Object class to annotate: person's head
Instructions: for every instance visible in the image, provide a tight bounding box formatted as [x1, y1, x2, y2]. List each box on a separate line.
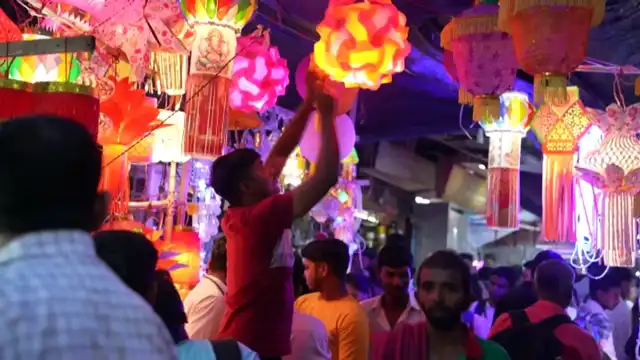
[207, 236, 227, 280]
[521, 260, 534, 282]
[346, 273, 372, 301]
[153, 270, 188, 344]
[377, 244, 414, 299]
[301, 238, 350, 292]
[211, 148, 278, 207]
[293, 252, 310, 298]
[0, 115, 107, 244]
[534, 259, 574, 308]
[483, 253, 496, 268]
[459, 253, 474, 269]
[416, 250, 471, 332]
[489, 266, 517, 303]
[93, 230, 159, 303]
[529, 250, 564, 276]
[611, 267, 635, 301]
[589, 265, 622, 310]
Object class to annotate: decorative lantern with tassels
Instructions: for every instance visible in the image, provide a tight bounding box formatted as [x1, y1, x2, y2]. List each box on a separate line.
[531, 86, 592, 242]
[440, 0, 518, 122]
[481, 91, 533, 229]
[576, 103, 640, 267]
[314, 0, 410, 91]
[99, 77, 164, 215]
[230, 27, 289, 113]
[498, 0, 605, 105]
[178, 0, 258, 158]
[443, 50, 471, 105]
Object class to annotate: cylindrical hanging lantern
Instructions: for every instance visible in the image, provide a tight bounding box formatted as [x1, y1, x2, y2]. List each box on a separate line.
[8, 34, 82, 84]
[230, 28, 289, 113]
[314, 0, 410, 91]
[531, 87, 592, 242]
[178, 0, 258, 158]
[441, 0, 518, 122]
[31, 82, 100, 140]
[0, 79, 32, 120]
[149, 52, 188, 96]
[576, 103, 640, 267]
[481, 92, 532, 229]
[100, 144, 130, 215]
[499, 0, 605, 105]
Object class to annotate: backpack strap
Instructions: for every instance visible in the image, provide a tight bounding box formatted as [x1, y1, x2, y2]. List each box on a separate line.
[210, 339, 242, 360]
[508, 310, 530, 327]
[536, 314, 574, 333]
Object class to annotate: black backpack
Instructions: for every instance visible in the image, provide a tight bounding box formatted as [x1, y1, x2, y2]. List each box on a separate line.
[490, 310, 573, 360]
[210, 339, 242, 360]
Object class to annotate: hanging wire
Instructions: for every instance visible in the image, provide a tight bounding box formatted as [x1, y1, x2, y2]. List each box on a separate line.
[613, 69, 627, 110]
[103, 33, 265, 168]
[571, 177, 608, 279]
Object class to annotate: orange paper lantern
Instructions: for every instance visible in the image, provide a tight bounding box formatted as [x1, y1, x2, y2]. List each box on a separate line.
[531, 87, 592, 242]
[314, 0, 410, 91]
[498, 0, 605, 104]
[153, 228, 201, 293]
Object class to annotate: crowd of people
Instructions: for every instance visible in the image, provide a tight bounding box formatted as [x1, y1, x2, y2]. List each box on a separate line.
[0, 69, 638, 360]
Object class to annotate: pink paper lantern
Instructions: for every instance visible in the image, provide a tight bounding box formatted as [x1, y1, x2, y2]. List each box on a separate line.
[230, 34, 289, 113]
[299, 112, 355, 162]
[295, 54, 358, 116]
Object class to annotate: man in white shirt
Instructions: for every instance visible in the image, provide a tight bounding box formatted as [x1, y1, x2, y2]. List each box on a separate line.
[360, 244, 424, 360]
[469, 266, 517, 339]
[185, 237, 229, 339]
[0, 116, 176, 360]
[606, 268, 633, 360]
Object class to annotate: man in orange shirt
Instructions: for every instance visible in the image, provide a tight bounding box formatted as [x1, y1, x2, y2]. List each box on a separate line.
[489, 260, 600, 360]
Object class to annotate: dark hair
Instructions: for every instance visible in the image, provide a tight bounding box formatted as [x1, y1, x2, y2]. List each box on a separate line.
[529, 250, 563, 275]
[301, 238, 350, 280]
[378, 244, 413, 269]
[588, 264, 622, 299]
[346, 273, 371, 294]
[208, 236, 228, 273]
[459, 253, 474, 262]
[523, 260, 535, 270]
[153, 271, 188, 344]
[417, 250, 472, 300]
[293, 252, 310, 298]
[93, 230, 159, 297]
[211, 148, 261, 205]
[0, 115, 102, 233]
[478, 266, 494, 281]
[611, 267, 634, 283]
[492, 266, 518, 287]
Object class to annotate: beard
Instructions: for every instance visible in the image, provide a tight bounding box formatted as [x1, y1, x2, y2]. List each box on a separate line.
[424, 305, 463, 331]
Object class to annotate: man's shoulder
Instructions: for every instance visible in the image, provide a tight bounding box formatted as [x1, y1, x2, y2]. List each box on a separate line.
[359, 295, 381, 310]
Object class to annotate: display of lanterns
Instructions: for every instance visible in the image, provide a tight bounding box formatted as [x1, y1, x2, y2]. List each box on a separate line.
[481, 91, 533, 229]
[498, 0, 605, 105]
[441, 0, 518, 122]
[531, 87, 592, 242]
[230, 28, 289, 113]
[576, 103, 640, 267]
[178, 0, 258, 158]
[314, 0, 410, 91]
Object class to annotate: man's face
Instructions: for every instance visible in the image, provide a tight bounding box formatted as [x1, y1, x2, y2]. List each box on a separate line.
[598, 287, 622, 310]
[303, 259, 325, 291]
[242, 160, 278, 199]
[416, 267, 468, 331]
[380, 266, 412, 298]
[489, 274, 510, 302]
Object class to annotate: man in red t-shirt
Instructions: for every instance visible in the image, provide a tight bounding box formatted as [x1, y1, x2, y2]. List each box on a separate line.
[211, 70, 340, 360]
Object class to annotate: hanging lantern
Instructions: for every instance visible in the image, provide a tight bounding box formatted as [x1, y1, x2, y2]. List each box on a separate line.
[0, 79, 31, 120]
[498, 0, 605, 105]
[531, 86, 592, 242]
[443, 50, 471, 105]
[178, 0, 258, 158]
[441, 0, 518, 122]
[480, 91, 533, 229]
[576, 103, 640, 267]
[99, 77, 164, 214]
[228, 108, 261, 130]
[295, 54, 359, 115]
[314, 0, 410, 91]
[31, 82, 100, 140]
[230, 28, 289, 113]
[154, 227, 201, 298]
[5, 34, 82, 83]
[149, 52, 188, 96]
[152, 110, 190, 163]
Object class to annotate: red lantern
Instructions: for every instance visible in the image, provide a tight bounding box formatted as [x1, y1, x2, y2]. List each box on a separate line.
[31, 82, 100, 140]
[314, 0, 410, 90]
[441, 1, 518, 122]
[230, 29, 289, 113]
[0, 79, 32, 120]
[499, 0, 605, 104]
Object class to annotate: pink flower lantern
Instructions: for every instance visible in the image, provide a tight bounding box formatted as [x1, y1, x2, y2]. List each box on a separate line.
[440, 0, 518, 122]
[230, 28, 289, 113]
[576, 103, 640, 267]
[299, 112, 356, 162]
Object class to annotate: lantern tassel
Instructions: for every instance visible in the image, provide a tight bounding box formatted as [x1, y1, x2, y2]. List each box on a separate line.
[542, 153, 576, 242]
[473, 95, 500, 122]
[603, 192, 636, 267]
[458, 88, 474, 105]
[635, 77, 640, 96]
[534, 73, 568, 106]
[440, 13, 499, 49]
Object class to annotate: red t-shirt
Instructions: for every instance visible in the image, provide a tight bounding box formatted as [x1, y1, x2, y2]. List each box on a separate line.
[217, 193, 295, 357]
